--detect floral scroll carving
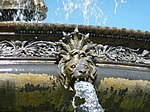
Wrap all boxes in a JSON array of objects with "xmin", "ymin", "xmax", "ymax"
[
  {"xmin": 0, "ymin": 41, "xmax": 57, "ymax": 58},
  {"xmin": 94, "ymin": 45, "xmax": 150, "ymax": 64}
]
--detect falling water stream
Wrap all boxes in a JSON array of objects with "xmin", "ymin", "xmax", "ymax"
[
  {"xmin": 54, "ymin": 0, "xmax": 127, "ymax": 25},
  {"xmin": 0, "ymin": 0, "xmax": 127, "ymax": 24},
  {"xmin": 13, "ymin": 0, "xmax": 40, "ymax": 22},
  {"xmin": 0, "ymin": 0, "xmax": 42, "ymax": 22},
  {"xmin": 72, "ymin": 81, "xmax": 104, "ymax": 112}
]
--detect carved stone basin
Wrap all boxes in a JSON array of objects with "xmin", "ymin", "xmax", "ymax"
[
  {"xmin": 0, "ymin": 22, "xmax": 149, "ymax": 112},
  {"xmin": 0, "ymin": 0, "xmax": 48, "ymax": 21}
]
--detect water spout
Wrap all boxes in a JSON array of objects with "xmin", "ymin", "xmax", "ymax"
[{"xmin": 72, "ymin": 81, "xmax": 104, "ymax": 112}]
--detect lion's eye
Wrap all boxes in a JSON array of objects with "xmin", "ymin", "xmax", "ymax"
[
  {"xmin": 80, "ymin": 53, "xmax": 86, "ymax": 58},
  {"xmin": 84, "ymin": 65, "xmax": 88, "ymax": 69},
  {"xmin": 71, "ymin": 64, "xmax": 76, "ymax": 68}
]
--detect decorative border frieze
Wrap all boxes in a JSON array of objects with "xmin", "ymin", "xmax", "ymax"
[
  {"xmin": 0, "ymin": 39, "xmax": 149, "ymax": 64},
  {"xmin": 0, "ymin": 40, "xmax": 57, "ymax": 58},
  {"xmin": 93, "ymin": 45, "xmax": 150, "ymax": 64}
]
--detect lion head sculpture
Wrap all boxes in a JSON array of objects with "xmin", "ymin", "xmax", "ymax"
[{"xmin": 58, "ymin": 27, "xmax": 97, "ymax": 91}]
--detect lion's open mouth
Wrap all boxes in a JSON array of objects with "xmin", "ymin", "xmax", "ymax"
[
  {"xmin": 70, "ymin": 76, "xmax": 92, "ymax": 89},
  {"xmin": 73, "ymin": 77, "xmax": 89, "ymax": 82}
]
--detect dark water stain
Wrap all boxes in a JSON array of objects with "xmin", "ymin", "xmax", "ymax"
[{"xmin": 20, "ymin": 83, "xmax": 49, "ymax": 92}]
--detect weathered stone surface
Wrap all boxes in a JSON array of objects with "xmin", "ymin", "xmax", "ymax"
[
  {"xmin": 0, "ymin": 22, "xmax": 149, "ymax": 49},
  {"xmin": 97, "ymin": 78, "xmax": 150, "ymax": 112},
  {"xmin": 0, "ymin": 73, "xmax": 74, "ymax": 111},
  {"xmin": 0, "ymin": 73, "xmax": 150, "ymax": 112}
]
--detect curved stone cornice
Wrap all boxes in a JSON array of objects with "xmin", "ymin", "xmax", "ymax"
[
  {"xmin": 12, "ymin": 23, "xmax": 150, "ymax": 39},
  {"xmin": 0, "ymin": 23, "xmax": 150, "ymax": 39}
]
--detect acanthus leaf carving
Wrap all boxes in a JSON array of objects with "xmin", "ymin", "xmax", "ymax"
[
  {"xmin": 93, "ymin": 44, "xmax": 150, "ymax": 64},
  {"xmin": 0, "ymin": 40, "xmax": 58, "ymax": 58}
]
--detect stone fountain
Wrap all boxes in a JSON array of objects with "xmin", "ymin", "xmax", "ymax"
[
  {"xmin": 0, "ymin": 0, "xmax": 47, "ymax": 21},
  {"xmin": 0, "ymin": 0, "xmax": 150, "ymax": 112}
]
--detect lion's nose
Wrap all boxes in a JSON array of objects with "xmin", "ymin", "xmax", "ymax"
[{"xmin": 79, "ymin": 70, "xmax": 86, "ymax": 74}]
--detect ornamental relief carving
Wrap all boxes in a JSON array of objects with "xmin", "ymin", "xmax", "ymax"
[
  {"xmin": 93, "ymin": 45, "xmax": 150, "ymax": 64},
  {"xmin": 58, "ymin": 27, "xmax": 97, "ymax": 90},
  {"xmin": 0, "ymin": 40, "xmax": 57, "ymax": 58},
  {"xmin": 0, "ymin": 28, "xmax": 149, "ymax": 64}
]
